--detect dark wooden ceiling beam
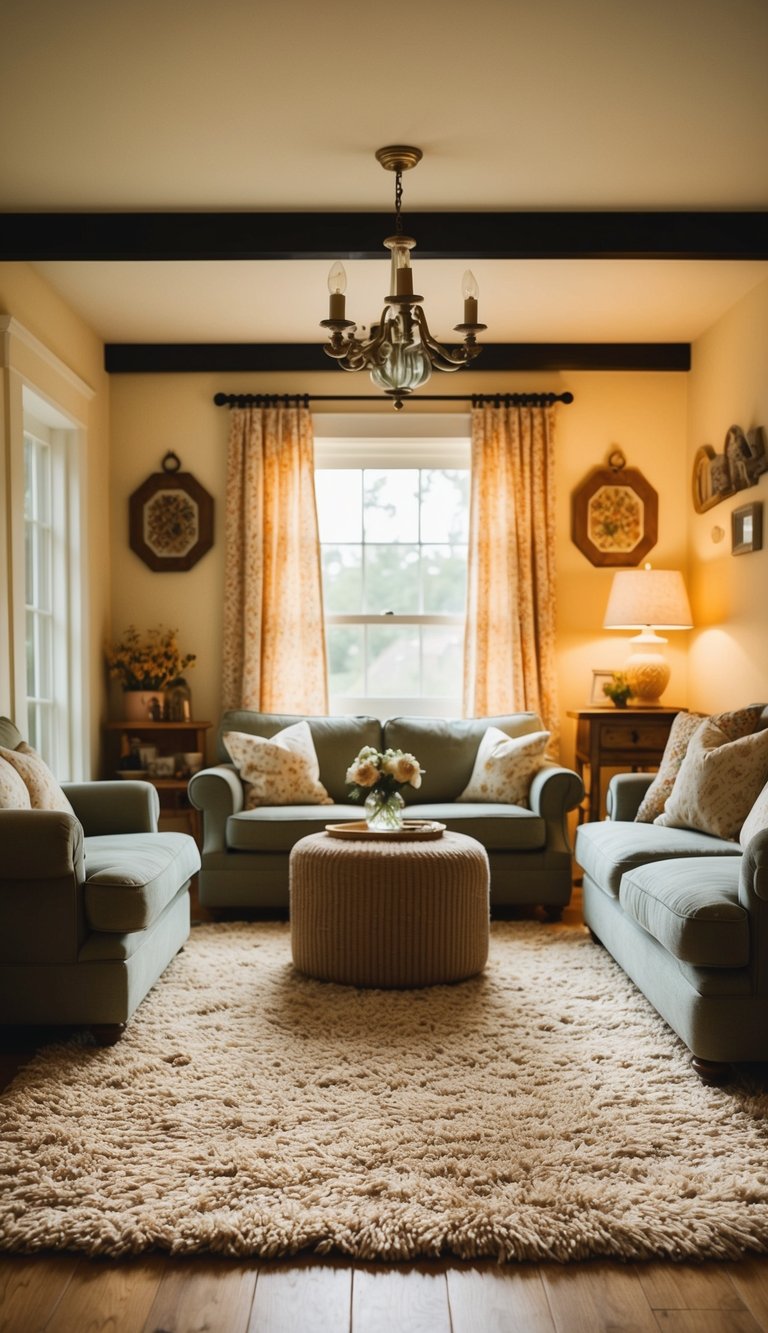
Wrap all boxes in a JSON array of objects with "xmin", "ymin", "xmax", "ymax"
[
  {"xmin": 104, "ymin": 342, "xmax": 691, "ymax": 374},
  {"xmin": 2, "ymin": 211, "xmax": 767, "ymax": 260}
]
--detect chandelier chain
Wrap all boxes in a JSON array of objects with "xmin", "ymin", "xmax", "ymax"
[{"xmin": 394, "ymin": 169, "xmax": 403, "ymax": 234}]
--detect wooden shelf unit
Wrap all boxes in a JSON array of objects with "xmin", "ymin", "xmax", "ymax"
[{"xmin": 102, "ymin": 720, "xmax": 212, "ymax": 842}]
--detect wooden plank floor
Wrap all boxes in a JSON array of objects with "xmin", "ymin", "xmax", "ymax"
[{"xmin": 2, "ymin": 885, "xmax": 768, "ymax": 1333}]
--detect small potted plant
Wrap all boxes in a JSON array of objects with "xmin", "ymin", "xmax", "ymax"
[{"xmin": 603, "ymin": 671, "xmax": 632, "ymax": 708}]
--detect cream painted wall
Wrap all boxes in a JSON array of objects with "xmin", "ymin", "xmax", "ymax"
[
  {"xmin": 109, "ymin": 367, "xmax": 691, "ymax": 769},
  {"xmin": 0, "ymin": 263, "xmax": 111, "ymax": 775},
  {"xmin": 686, "ymin": 275, "xmax": 768, "ymax": 714}
]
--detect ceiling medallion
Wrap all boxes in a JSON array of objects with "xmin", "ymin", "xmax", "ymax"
[{"xmin": 320, "ymin": 146, "xmax": 486, "ymax": 409}]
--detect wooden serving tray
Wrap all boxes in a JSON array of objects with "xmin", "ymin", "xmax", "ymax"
[{"xmin": 325, "ymin": 820, "xmax": 446, "ymax": 842}]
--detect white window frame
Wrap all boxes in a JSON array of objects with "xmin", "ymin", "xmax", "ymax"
[{"xmin": 313, "ymin": 414, "xmax": 471, "ymax": 719}]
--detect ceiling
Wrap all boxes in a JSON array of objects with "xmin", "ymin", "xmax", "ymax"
[{"xmin": 2, "ymin": 0, "xmax": 768, "ymax": 351}]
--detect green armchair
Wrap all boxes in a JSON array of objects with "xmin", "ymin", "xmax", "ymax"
[{"xmin": 0, "ymin": 720, "xmax": 199, "ymax": 1043}]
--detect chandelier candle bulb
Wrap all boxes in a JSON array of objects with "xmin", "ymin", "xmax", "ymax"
[
  {"xmin": 462, "ymin": 271, "xmax": 479, "ymax": 325},
  {"xmin": 327, "ymin": 262, "xmax": 347, "ymax": 321}
]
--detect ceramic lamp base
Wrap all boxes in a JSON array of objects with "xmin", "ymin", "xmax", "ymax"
[{"xmin": 624, "ymin": 651, "xmax": 670, "ymax": 705}]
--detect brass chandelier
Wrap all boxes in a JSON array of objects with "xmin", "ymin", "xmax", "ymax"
[{"xmin": 320, "ymin": 146, "xmax": 486, "ymax": 409}]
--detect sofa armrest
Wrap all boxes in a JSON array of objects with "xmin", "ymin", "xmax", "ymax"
[
  {"xmin": 63, "ymin": 780, "xmax": 159, "ymax": 835},
  {"xmin": 605, "ymin": 773, "xmax": 655, "ymax": 822},
  {"xmin": 188, "ymin": 764, "xmax": 243, "ymax": 853},
  {"xmin": 0, "ymin": 809, "xmax": 85, "ymax": 879},
  {"xmin": 0, "ymin": 810, "xmax": 86, "ymax": 964},
  {"xmin": 529, "ymin": 763, "xmax": 583, "ymax": 819},
  {"xmin": 741, "ymin": 827, "xmax": 768, "ymax": 905}
]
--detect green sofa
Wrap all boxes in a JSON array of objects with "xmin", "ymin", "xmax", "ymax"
[
  {"xmin": 575, "ymin": 704, "xmax": 768, "ymax": 1081},
  {"xmin": 188, "ymin": 710, "xmax": 583, "ymax": 913},
  {"xmin": 0, "ymin": 721, "xmax": 200, "ymax": 1042}
]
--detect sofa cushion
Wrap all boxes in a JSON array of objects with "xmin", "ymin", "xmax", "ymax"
[
  {"xmin": 575, "ymin": 819, "xmax": 741, "ymax": 898},
  {"xmin": 636, "ymin": 705, "xmax": 764, "ymax": 823},
  {"xmin": 655, "ymin": 719, "xmax": 768, "ymax": 840},
  {"xmin": 619, "ymin": 857, "xmax": 748, "ymax": 968},
  {"xmin": 227, "ymin": 801, "xmax": 547, "ymax": 853},
  {"xmin": 415, "ymin": 803, "xmax": 546, "ymax": 850},
  {"xmin": 223, "ymin": 722, "xmax": 333, "ymax": 808},
  {"xmin": 383, "ymin": 714, "xmax": 546, "ymax": 805},
  {"xmin": 227, "ymin": 804, "xmax": 362, "ymax": 852},
  {"xmin": 83, "ymin": 832, "xmax": 200, "ymax": 933},
  {"xmin": 741, "ymin": 779, "xmax": 768, "ymax": 850},
  {"xmin": 457, "ymin": 727, "xmax": 550, "ymax": 806},
  {"xmin": 0, "ymin": 742, "xmax": 75, "ymax": 816},
  {"xmin": 217, "ymin": 711, "xmax": 382, "ymax": 803}
]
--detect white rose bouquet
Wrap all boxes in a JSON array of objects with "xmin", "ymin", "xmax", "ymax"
[{"xmin": 345, "ymin": 746, "xmax": 424, "ymax": 802}]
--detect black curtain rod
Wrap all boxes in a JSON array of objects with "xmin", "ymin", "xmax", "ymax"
[{"xmin": 213, "ymin": 391, "xmax": 575, "ymax": 408}]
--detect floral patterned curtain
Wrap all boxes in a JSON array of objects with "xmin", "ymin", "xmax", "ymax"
[
  {"xmin": 221, "ymin": 403, "xmax": 328, "ymax": 714},
  {"xmin": 462, "ymin": 402, "xmax": 559, "ymax": 751}
]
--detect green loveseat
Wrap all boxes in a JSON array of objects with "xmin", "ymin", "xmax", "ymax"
[
  {"xmin": 575, "ymin": 704, "xmax": 768, "ymax": 1081},
  {"xmin": 188, "ymin": 710, "xmax": 583, "ymax": 913},
  {"xmin": 0, "ymin": 719, "xmax": 200, "ymax": 1042}
]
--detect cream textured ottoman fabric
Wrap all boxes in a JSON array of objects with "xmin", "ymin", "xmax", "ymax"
[{"xmin": 289, "ymin": 830, "xmax": 490, "ymax": 987}]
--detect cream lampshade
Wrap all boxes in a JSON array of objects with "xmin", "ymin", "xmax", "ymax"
[{"xmin": 603, "ymin": 564, "xmax": 693, "ymax": 704}]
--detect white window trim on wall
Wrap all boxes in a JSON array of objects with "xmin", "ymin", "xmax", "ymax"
[
  {"xmin": 313, "ymin": 413, "xmax": 471, "ymax": 719},
  {"xmin": 0, "ymin": 317, "xmax": 92, "ymax": 778}
]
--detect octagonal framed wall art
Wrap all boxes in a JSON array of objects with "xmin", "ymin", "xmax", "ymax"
[
  {"xmin": 571, "ymin": 450, "xmax": 658, "ymax": 567},
  {"xmin": 129, "ymin": 451, "xmax": 214, "ymax": 572}
]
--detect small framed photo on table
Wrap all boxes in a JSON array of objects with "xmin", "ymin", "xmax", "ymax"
[{"xmin": 590, "ymin": 670, "xmax": 615, "ymax": 705}]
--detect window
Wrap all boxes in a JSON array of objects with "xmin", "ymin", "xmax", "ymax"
[
  {"xmin": 314, "ymin": 417, "xmax": 470, "ymax": 718},
  {"xmin": 22, "ymin": 392, "xmax": 83, "ymax": 779}
]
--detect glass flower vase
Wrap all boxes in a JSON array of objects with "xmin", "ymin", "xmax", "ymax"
[{"xmin": 364, "ymin": 788, "xmax": 405, "ymax": 831}]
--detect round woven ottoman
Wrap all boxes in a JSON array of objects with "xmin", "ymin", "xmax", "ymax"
[{"xmin": 289, "ymin": 830, "xmax": 490, "ymax": 987}]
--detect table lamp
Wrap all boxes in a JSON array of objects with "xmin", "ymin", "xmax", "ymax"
[{"xmin": 603, "ymin": 564, "xmax": 693, "ymax": 704}]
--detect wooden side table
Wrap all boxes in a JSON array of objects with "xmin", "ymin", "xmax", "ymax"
[{"xmin": 567, "ymin": 707, "xmax": 683, "ymax": 823}]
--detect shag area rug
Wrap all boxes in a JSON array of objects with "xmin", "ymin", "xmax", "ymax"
[{"xmin": 2, "ymin": 920, "xmax": 768, "ymax": 1263}]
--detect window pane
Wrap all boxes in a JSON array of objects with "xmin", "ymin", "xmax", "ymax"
[
  {"xmin": 24, "ymin": 437, "xmax": 33, "ymax": 518},
  {"xmin": 327, "ymin": 624, "xmax": 364, "ymax": 696},
  {"xmin": 421, "ymin": 625, "xmax": 464, "ymax": 697},
  {"xmin": 364, "ymin": 470, "xmax": 419, "ymax": 543},
  {"xmin": 367, "ymin": 624, "xmax": 420, "ymax": 696},
  {"xmin": 315, "ymin": 470, "xmax": 362, "ymax": 542},
  {"xmin": 26, "ymin": 610, "xmax": 36, "ymax": 694},
  {"xmin": 35, "ymin": 446, "xmax": 51, "ymax": 524},
  {"xmin": 364, "ymin": 544, "xmax": 420, "ymax": 614},
  {"xmin": 322, "ymin": 545, "xmax": 363, "ymax": 613},
  {"xmin": 38, "ymin": 527, "xmax": 52, "ymax": 612},
  {"xmin": 421, "ymin": 544, "xmax": 468, "ymax": 613},
  {"xmin": 420, "ymin": 470, "xmax": 470, "ymax": 542}
]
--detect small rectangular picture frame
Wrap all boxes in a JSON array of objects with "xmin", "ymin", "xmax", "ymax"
[
  {"xmin": 731, "ymin": 501, "xmax": 763, "ymax": 555},
  {"xmin": 590, "ymin": 669, "xmax": 615, "ymax": 705}
]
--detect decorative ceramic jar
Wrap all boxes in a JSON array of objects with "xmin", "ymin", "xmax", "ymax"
[{"xmin": 122, "ymin": 690, "xmax": 163, "ymax": 721}]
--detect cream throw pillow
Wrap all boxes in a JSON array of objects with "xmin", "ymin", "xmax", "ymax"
[
  {"xmin": 457, "ymin": 726, "xmax": 551, "ymax": 807},
  {"xmin": 635, "ymin": 705, "xmax": 764, "ymax": 823},
  {"xmin": 654, "ymin": 719, "xmax": 768, "ymax": 841},
  {"xmin": 0, "ymin": 755, "xmax": 32, "ymax": 809},
  {"xmin": 0, "ymin": 742, "xmax": 75, "ymax": 815},
  {"xmin": 741, "ymin": 779, "xmax": 768, "ymax": 850},
  {"xmin": 223, "ymin": 721, "xmax": 333, "ymax": 809}
]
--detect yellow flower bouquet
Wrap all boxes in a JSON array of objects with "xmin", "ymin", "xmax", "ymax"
[{"xmin": 105, "ymin": 625, "xmax": 196, "ymax": 691}]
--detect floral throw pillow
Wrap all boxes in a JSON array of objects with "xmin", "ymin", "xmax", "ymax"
[
  {"xmin": 654, "ymin": 719, "xmax": 768, "ymax": 841},
  {"xmin": 0, "ymin": 742, "xmax": 75, "ymax": 815},
  {"xmin": 741, "ymin": 779, "xmax": 768, "ymax": 851},
  {"xmin": 457, "ymin": 726, "xmax": 551, "ymax": 807},
  {"xmin": 635, "ymin": 705, "xmax": 764, "ymax": 823},
  {"xmin": 0, "ymin": 755, "xmax": 32, "ymax": 809},
  {"xmin": 223, "ymin": 721, "xmax": 333, "ymax": 809}
]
